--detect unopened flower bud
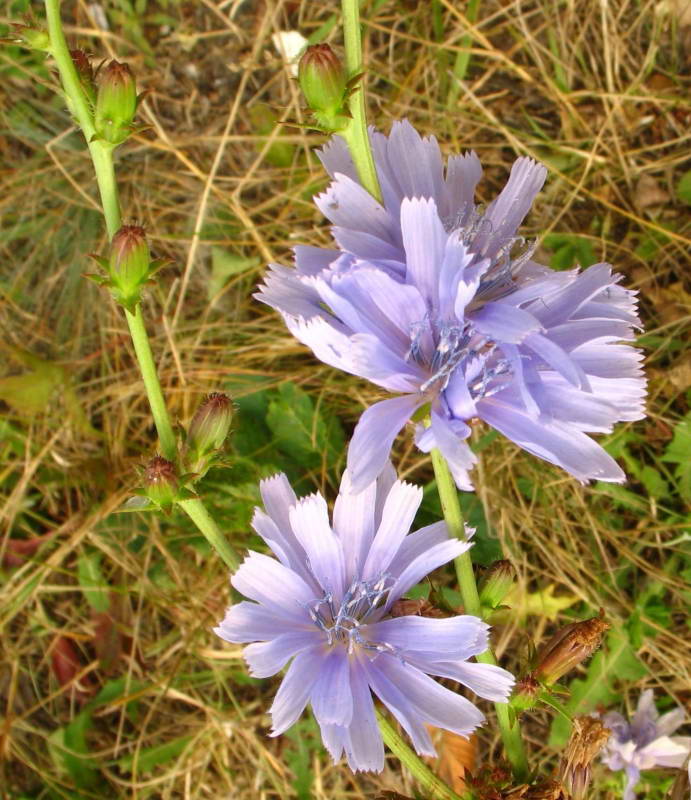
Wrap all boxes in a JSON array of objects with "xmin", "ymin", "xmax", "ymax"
[
  {"xmin": 511, "ymin": 673, "xmax": 541, "ymax": 712},
  {"xmin": 298, "ymin": 44, "xmax": 350, "ymax": 132},
  {"xmin": 95, "ymin": 60, "xmax": 137, "ymax": 145},
  {"xmin": 557, "ymin": 716, "xmax": 610, "ymax": 800},
  {"xmin": 109, "ymin": 225, "xmax": 150, "ymax": 305},
  {"xmin": 71, "ymin": 49, "xmax": 96, "ymax": 104},
  {"xmin": 534, "ymin": 616, "xmax": 609, "ymax": 686},
  {"xmin": 479, "ymin": 560, "xmax": 515, "ymax": 610},
  {"xmin": 187, "ymin": 393, "xmax": 233, "ymax": 455},
  {"xmin": 8, "ymin": 24, "xmax": 50, "ymax": 51},
  {"xmin": 144, "ymin": 456, "xmax": 178, "ymax": 512}
]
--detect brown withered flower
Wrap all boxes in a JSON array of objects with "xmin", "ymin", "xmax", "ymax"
[
  {"xmin": 534, "ymin": 615, "xmax": 609, "ymax": 685},
  {"xmin": 558, "ymin": 715, "xmax": 611, "ymax": 800}
]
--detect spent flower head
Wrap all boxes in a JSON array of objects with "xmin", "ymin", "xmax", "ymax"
[
  {"xmin": 533, "ymin": 615, "xmax": 609, "ymax": 686},
  {"xmin": 214, "ymin": 465, "xmax": 515, "ymax": 772},
  {"xmin": 601, "ymin": 690, "xmax": 691, "ymax": 800},
  {"xmin": 257, "ymin": 120, "xmax": 646, "ymax": 493}
]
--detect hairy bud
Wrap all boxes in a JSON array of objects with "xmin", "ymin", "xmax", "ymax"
[
  {"xmin": 298, "ymin": 44, "xmax": 350, "ymax": 132},
  {"xmin": 95, "ymin": 60, "xmax": 137, "ymax": 145},
  {"xmin": 511, "ymin": 674, "xmax": 541, "ymax": 713},
  {"xmin": 6, "ymin": 23, "xmax": 50, "ymax": 51},
  {"xmin": 187, "ymin": 393, "xmax": 233, "ymax": 454},
  {"xmin": 108, "ymin": 225, "xmax": 150, "ymax": 307},
  {"xmin": 534, "ymin": 615, "xmax": 609, "ymax": 686},
  {"xmin": 479, "ymin": 560, "xmax": 515, "ymax": 610},
  {"xmin": 144, "ymin": 456, "xmax": 178, "ymax": 513}
]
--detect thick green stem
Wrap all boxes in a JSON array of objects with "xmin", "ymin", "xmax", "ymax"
[
  {"xmin": 376, "ymin": 709, "xmax": 470, "ymax": 800},
  {"xmin": 45, "ymin": 0, "xmax": 240, "ymax": 572},
  {"xmin": 431, "ymin": 450, "xmax": 529, "ymax": 780},
  {"xmin": 340, "ymin": 0, "xmax": 382, "ymax": 203},
  {"xmin": 124, "ymin": 306, "xmax": 178, "ymax": 462},
  {"xmin": 178, "ymin": 498, "xmax": 239, "ymax": 572}
]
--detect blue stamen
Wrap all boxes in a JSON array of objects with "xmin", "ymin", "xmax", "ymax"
[{"xmin": 306, "ymin": 576, "xmax": 395, "ymax": 654}]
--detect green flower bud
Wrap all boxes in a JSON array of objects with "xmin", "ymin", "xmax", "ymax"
[
  {"xmin": 298, "ymin": 44, "xmax": 350, "ymax": 132},
  {"xmin": 187, "ymin": 393, "xmax": 233, "ymax": 455},
  {"xmin": 534, "ymin": 616, "xmax": 609, "ymax": 686},
  {"xmin": 95, "ymin": 60, "xmax": 137, "ymax": 145},
  {"xmin": 108, "ymin": 225, "xmax": 150, "ymax": 307},
  {"xmin": 511, "ymin": 674, "xmax": 541, "ymax": 712},
  {"xmin": 478, "ymin": 559, "xmax": 515, "ymax": 610},
  {"xmin": 144, "ymin": 456, "xmax": 178, "ymax": 513},
  {"xmin": 9, "ymin": 24, "xmax": 50, "ymax": 52}
]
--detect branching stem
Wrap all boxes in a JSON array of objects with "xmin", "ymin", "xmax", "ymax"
[{"xmin": 44, "ymin": 0, "xmax": 239, "ymax": 571}]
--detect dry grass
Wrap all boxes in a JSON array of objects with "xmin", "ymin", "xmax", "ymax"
[{"xmin": 1, "ymin": 0, "xmax": 690, "ymax": 797}]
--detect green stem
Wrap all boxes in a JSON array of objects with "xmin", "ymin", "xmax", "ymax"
[
  {"xmin": 431, "ymin": 450, "xmax": 529, "ymax": 781},
  {"xmin": 178, "ymin": 498, "xmax": 239, "ymax": 572},
  {"xmin": 45, "ymin": 0, "xmax": 240, "ymax": 572},
  {"xmin": 44, "ymin": 0, "xmax": 121, "ymax": 235},
  {"xmin": 376, "ymin": 709, "xmax": 470, "ymax": 800},
  {"xmin": 340, "ymin": 0, "xmax": 382, "ymax": 203},
  {"xmin": 124, "ymin": 306, "xmax": 178, "ymax": 462}
]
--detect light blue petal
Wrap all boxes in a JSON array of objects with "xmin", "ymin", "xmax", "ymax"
[
  {"xmin": 289, "ymin": 493, "xmax": 345, "ymax": 598},
  {"xmin": 347, "ymin": 395, "xmax": 423, "ymax": 493},
  {"xmin": 270, "ymin": 646, "xmax": 325, "ymax": 736},
  {"xmin": 311, "ymin": 649, "xmax": 353, "ymax": 727},
  {"xmin": 244, "ymin": 631, "xmax": 321, "ymax": 678},
  {"xmin": 361, "ymin": 480, "xmax": 422, "ymax": 581}
]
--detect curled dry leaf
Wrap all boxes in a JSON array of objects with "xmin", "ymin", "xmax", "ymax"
[
  {"xmin": 50, "ymin": 636, "xmax": 94, "ymax": 703},
  {"xmin": 437, "ymin": 730, "xmax": 477, "ymax": 793}
]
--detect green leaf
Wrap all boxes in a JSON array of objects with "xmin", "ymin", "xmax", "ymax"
[
  {"xmin": 638, "ymin": 465, "xmax": 670, "ymax": 500},
  {"xmin": 661, "ymin": 414, "xmax": 691, "ymax": 502},
  {"xmin": 48, "ymin": 712, "xmax": 98, "ymax": 789},
  {"xmin": 548, "ymin": 625, "xmax": 647, "ymax": 747},
  {"xmin": 77, "ymin": 552, "xmax": 110, "ymax": 613},
  {"xmin": 676, "ymin": 168, "xmax": 691, "ymax": 205},
  {"xmin": 118, "ymin": 735, "xmax": 193, "ymax": 773},
  {"xmin": 266, "ymin": 382, "xmax": 345, "ymax": 470},
  {"xmin": 543, "ymin": 234, "xmax": 597, "ymax": 271}
]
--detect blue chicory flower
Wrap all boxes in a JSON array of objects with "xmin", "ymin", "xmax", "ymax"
[
  {"xmin": 256, "ymin": 120, "xmax": 646, "ymax": 492},
  {"xmin": 601, "ymin": 690, "xmax": 691, "ymax": 800},
  {"xmin": 214, "ymin": 465, "xmax": 514, "ymax": 772}
]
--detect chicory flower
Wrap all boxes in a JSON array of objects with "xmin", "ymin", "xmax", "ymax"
[
  {"xmin": 214, "ymin": 466, "xmax": 514, "ymax": 772},
  {"xmin": 257, "ymin": 121, "xmax": 645, "ymax": 492},
  {"xmin": 601, "ymin": 690, "xmax": 691, "ymax": 800}
]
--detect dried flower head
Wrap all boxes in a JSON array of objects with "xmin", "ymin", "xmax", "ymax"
[
  {"xmin": 558, "ymin": 715, "xmax": 611, "ymax": 799},
  {"xmin": 214, "ymin": 465, "xmax": 514, "ymax": 772},
  {"xmin": 534, "ymin": 615, "xmax": 609, "ymax": 685}
]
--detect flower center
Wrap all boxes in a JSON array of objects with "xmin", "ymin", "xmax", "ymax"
[
  {"xmin": 306, "ymin": 575, "xmax": 395, "ymax": 654},
  {"xmin": 407, "ymin": 316, "xmax": 512, "ymax": 398}
]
